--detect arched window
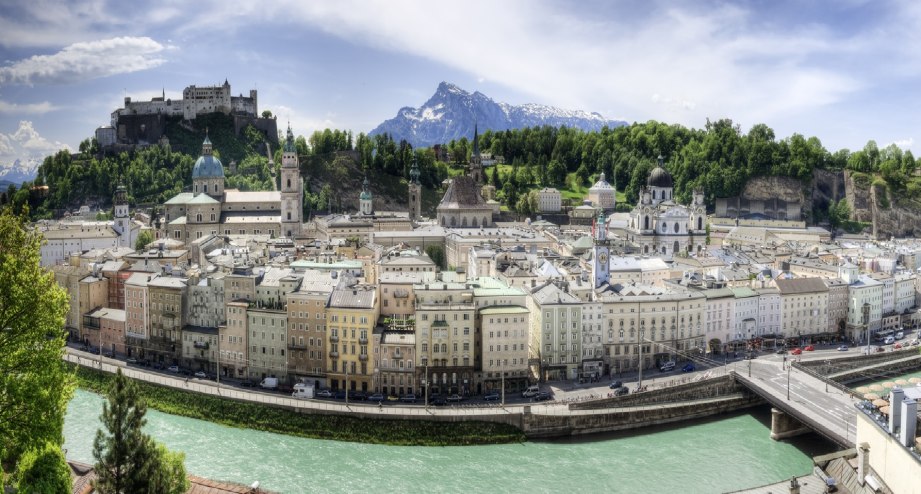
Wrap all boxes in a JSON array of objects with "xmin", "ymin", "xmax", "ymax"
[
  {"xmin": 674, "ymin": 223, "xmax": 679, "ymax": 233},
  {"xmin": 450, "ymin": 217, "xmax": 456, "ymax": 227},
  {"xmin": 472, "ymin": 217, "xmax": 478, "ymax": 228},
  {"xmin": 287, "ymin": 178, "xmax": 291, "ymax": 188},
  {"xmin": 196, "ymin": 213, "xmax": 202, "ymax": 222},
  {"xmin": 673, "ymin": 241, "xmax": 680, "ymax": 253},
  {"xmin": 462, "ymin": 217, "xmax": 467, "ymax": 227},
  {"xmin": 644, "ymin": 216, "xmax": 649, "ymax": 230},
  {"xmin": 697, "ymin": 217, "xmax": 703, "ymax": 230},
  {"xmin": 652, "ymin": 190, "xmax": 657, "ymax": 200}
]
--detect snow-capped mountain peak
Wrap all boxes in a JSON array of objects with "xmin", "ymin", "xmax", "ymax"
[{"xmin": 370, "ymin": 82, "xmax": 626, "ymax": 147}]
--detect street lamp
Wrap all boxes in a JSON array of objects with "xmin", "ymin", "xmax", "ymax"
[{"xmin": 422, "ymin": 357, "xmax": 428, "ymax": 410}]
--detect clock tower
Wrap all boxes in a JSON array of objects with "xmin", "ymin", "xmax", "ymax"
[{"xmin": 592, "ymin": 210, "xmax": 610, "ymax": 288}]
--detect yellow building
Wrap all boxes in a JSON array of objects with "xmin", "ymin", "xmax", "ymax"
[{"xmin": 326, "ymin": 283, "xmax": 379, "ymax": 392}]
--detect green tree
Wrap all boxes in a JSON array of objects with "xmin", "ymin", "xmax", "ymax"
[
  {"xmin": 93, "ymin": 369, "xmax": 188, "ymax": 494},
  {"xmin": 261, "ymin": 110, "xmax": 273, "ymax": 119},
  {"xmin": 425, "ymin": 245, "xmax": 446, "ymax": 270},
  {"xmin": 0, "ymin": 209, "xmax": 72, "ymax": 466},
  {"xmin": 135, "ymin": 230, "xmax": 153, "ymax": 251},
  {"xmin": 13, "ymin": 441, "xmax": 71, "ymax": 494}
]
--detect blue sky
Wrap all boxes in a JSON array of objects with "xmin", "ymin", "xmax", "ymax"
[{"xmin": 1, "ymin": 0, "xmax": 920, "ymax": 173}]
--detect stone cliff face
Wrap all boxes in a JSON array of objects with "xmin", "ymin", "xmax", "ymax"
[
  {"xmin": 843, "ymin": 171, "xmax": 873, "ymax": 224},
  {"xmin": 812, "ymin": 169, "xmax": 845, "ymax": 219},
  {"xmin": 870, "ymin": 187, "xmax": 921, "ymax": 238},
  {"xmin": 741, "ymin": 176, "xmax": 805, "ymax": 203}
]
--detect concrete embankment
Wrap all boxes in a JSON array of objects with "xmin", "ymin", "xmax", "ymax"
[
  {"xmin": 802, "ymin": 349, "xmax": 921, "ymax": 383},
  {"xmin": 66, "ymin": 351, "xmax": 765, "ymax": 440}
]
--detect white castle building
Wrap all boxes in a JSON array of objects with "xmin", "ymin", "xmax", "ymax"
[
  {"xmin": 111, "ymin": 80, "xmax": 258, "ymax": 124},
  {"xmin": 625, "ymin": 156, "xmax": 707, "ymax": 256}
]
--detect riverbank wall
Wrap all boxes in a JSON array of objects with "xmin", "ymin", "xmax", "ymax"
[
  {"xmin": 799, "ymin": 349, "xmax": 921, "ymax": 384},
  {"xmin": 66, "ymin": 351, "xmax": 766, "ymax": 443}
]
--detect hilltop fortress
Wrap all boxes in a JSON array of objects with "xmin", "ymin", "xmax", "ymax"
[{"xmin": 97, "ymin": 80, "xmax": 276, "ymax": 151}]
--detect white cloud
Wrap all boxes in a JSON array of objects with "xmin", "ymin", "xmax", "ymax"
[
  {"xmin": 0, "ymin": 121, "xmax": 69, "ymax": 180},
  {"xmin": 274, "ymin": 104, "xmax": 337, "ymax": 139},
  {"xmin": 0, "ymin": 99, "xmax": 57, "ymax": 114},
  {"xmin": 0, "ymin": 37, "xmax": 167, "ymax": 85},
  {"xmin": 889, "ymin": 137, "xmax": 914, "ymax": 150}
]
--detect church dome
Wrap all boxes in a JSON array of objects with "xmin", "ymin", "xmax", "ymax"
[
  {"xmin": 192, "ymin": 136, "xmax": 224, "ymax": 179},
  {"xmin": 647, "ymin": 164, "xmax": 673, "ymax": 188}
]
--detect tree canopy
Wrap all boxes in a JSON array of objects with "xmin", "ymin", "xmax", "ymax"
[{"xmin": 0, "ymin": 208, "xmax": 73, "ymax": 467}]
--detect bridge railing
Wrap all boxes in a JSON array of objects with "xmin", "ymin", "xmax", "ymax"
[
  {"xmin": 791, "ymin": 360, "xmax": 856, "ymax": 398},
  {"xmin": 731, "ymin": 371, "xmax": 851, "ymax": 448}
]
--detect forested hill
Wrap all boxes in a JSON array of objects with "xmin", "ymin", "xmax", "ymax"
[{"xmin": 2, "ymin": 116, "xmax": 918, "ymax": 224}]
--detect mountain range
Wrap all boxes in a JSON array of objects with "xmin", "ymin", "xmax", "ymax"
[
  {"xmin": 0, "ymin": 158, "xmax": 41, "ymax": 186},
  {"xmin": 369, "ymin": 82, "xmax": 627, "ymax": 147}
]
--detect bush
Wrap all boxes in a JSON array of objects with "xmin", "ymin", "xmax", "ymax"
[{"xmin": 13, "ymin": 442, "xmax": 71, "ymax": 494}]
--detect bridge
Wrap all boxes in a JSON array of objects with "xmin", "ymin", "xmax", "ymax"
[{"xmin": 731, "ymin": 358, "xmax": 857, "ymax": 448}]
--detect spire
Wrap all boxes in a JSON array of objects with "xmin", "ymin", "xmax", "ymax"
[
  {"xmin": 657, "ymin": 155, "xmax": 664, "ymax": 167},
  {"xmin": 284, "ymin": 122, "xmax": 296, "ymax": 153},
  {"xmin": 202, "ymin": 129, "xmax": 212, "ymax": 155},
  {"xmin": 409, "ymin": 156, "xmax": 421, "ymax": 184},
  {"xmin": 363, "ymin": 174, "xmax": 370, "ymax": 192}
]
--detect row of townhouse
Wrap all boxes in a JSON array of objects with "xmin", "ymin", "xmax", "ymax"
[{"xmin": 53, "ymin": 250, "xmax": 921, "ymax": 397}]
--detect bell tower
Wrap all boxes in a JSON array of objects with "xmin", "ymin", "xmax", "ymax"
[
  {"xmin": 408, "ymin": 157, "xmax": 422, "ymax": 221},
  {"xmin": 114, "ymin": 182, "xmax": 132, "ymax": 248},
  {"xmin": 592, "ymin": 210, "xmax": 610, "ymax": 289},
  {"xmin": 468, "ymin": 123, "xmax": 483, "ymax": 185},
  {"xmin": 280, "ymin": 123, "xmax": 303, "ymax": 238}
]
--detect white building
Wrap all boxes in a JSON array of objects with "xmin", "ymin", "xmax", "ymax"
[
  {"xmin": 528, "ymin": 282, "xmax": 583, "ymax": 381},
  {"xmin": 587, "ymin": 173, "xmax": 616, "ymax": 211},
  {"xmin": 756, "ymin": 287, "xmax": 781, "ymax": 337},
  {"xmin": 537, "ymin": 188, "xmax": 562, "ymax": 213}
]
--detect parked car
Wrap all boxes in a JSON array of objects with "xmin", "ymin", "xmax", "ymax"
[
  {"xmin": 368, "ymin": 393, "xmax": 385, "ymax": 402},
  {"xmin": 193, "ymin": 371, "xmax": 208, "ymax": 379},
  {"xmin": 534, "ymin": 391, "xmax": 552, "ymax": 401},
  {"xmin": 681, "ymin": 363, "xmax": 696, "ymax": 373},
  {"xmin": 790, "ymin": 348, "xmax": 802, "ymax": 356},
  {"xmin": 446, "ymin": 394, "xmax": 464, "ymax": 402},
  {"xmin": 387, "ymin": 395, "xmax": 400, "ymax": 402},
  {"xmin": 613, "ymin": 386, "xmax": 629, "ymax": 396},
  {"xmin": 400, "ymin": 394, "xmax": 417, "ymax": 403},
  {"xmin": 884, "ymin": 336, "xmax": 895, "ymax": 345},
  {"xmin": 837, "ymin": 345, "xmax": 849, "ymax": 351},
  {"xmin": 126, "ymin": 357, "xmax": 138, "ymax": 364},
  {"xmin": 350, "ymin": 391, "xmax": 368, "ymax": 401},
  {"xmin": 152, "ymin": 362, "xmax": 164, "ymax": 370},
  {"xmin": 608, "ymin": 380, "xmax": 623, "ymax": 389},
  {"xmin": 431, "ymin": 397, "xmax": 447, "ymax": 406},
  {"xmin": 910, "ymin": 339, "xmax": 920, "ymax": 347},
  {"xmin": 315, "ymin": 389, "xmax": 333, "ymax": 398},
  {"xmin": 775, "ymin": 348, "xmax": 787, "ymax": 355},
  {"xmin": 659, "ymin": 361, "xmax": 675, "ymax": 372},
  {"xmin": 895, "ymin": 331, "xmax": 904, "ymax": 340},
  {"xmin": 167, "ymin": 365, "xmax": 179, "ymax": 372},
  {"xmin": 334, "ymin": 390, "xmax": 347, "ymax": 399},
  {"xmin": 804, "ymin": 345, "xmax": 815, "ymax": 351},
  {"xmin": 239, "ymin": 379, "xmax": 256, "ymax": 388},
  {"xmin": 522, "ymin": 385, "xmax": 540, "ymax": 398},
  {"xmin": 894, "ymin": 343, "xmax": 903, "ymax": 350},
  {"xmin": 483, "ymin": 391, "xmax": 500, "ymax": 401}
]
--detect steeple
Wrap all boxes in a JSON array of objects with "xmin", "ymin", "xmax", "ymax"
[
  {"xmin": 201, "ymin": 130, "xmax": 212, "ymax": 156},
  {"xmin": 468, "ymin": 123, "xmax": 483, "ymax": 184},
  {"xmin": 283, "ymin": 122, "xmax": 297, "ymax": 156},
  {"xmin": 410, "ymin": 156, "xmax": 421, "ymax": 184},
  {"xmin": 359, "ymin": 174, "xmax": 373, "ymax": 216}
]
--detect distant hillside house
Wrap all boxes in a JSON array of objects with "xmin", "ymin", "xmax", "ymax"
[{"xmin": 537, "ymin": 188, "xmax": 562, "ymax": 213}]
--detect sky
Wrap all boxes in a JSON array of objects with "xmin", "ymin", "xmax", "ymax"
[{"xmin": 2, "ymin": 0, "xmax": 921, "ymax": 175}]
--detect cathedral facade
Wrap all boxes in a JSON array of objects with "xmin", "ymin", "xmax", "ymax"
[
  {"xmin": 625, "ymin": 157, "xmax": 707, "ymax": 256},
  {"xmin": 162, "ymin": 126, "xmax": 303, "ymax": 243}
]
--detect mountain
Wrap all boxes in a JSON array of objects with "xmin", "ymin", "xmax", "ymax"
[
  {"xmin": 0, "ymin": 158, "xmax": 41, "ymax": 185},
  {"xmin": 369, "ymin": 82, "xmax": 627, "ymax": 147}
]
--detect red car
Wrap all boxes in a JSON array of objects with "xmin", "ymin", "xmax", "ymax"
[
  {"xmin": 894, "ymin": 343, "xmax": 903, "ymax": 349},
  {"xmin": 790, "ymin": 348, "xmax": 803, "ymax": 355},
  {"xmin": 804, "ymin": 345, "xmax": 815, "ymax": 351}
]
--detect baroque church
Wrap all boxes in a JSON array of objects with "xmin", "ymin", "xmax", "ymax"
[
  {"xmin": 162, "ymin": 126, "xmax": 303, "ymax": 242},
  {"xmin": 436, "ymin": 124, "xmax": 494, "ymax": 228},
  {"xmin": 625, "ymin": 156, "xmax": 707, "ymax": 256}
]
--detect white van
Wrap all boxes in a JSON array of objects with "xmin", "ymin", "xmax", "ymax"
[
  {"xmin": 260, "ymin": 377, "xmax": 278, "ymax": 389},
  {"xmin": 292, "ymin": 382, "xmax": 314, "ymax": 399},
  {"xmin": 895, "ymin": 331, "xmax": 904, "ymax": 340},
  {"xmin": 884, "ymin": 336, "xmax": 895, "ymax": 345},
  {"xmin": 522, "ymin": 385, "xmax": 540, "ymax": 398}
]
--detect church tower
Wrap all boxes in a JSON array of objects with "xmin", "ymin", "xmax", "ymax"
[
  {"xmin": 468, "ymin": 123, "xmax": 483, "ymax": 185},
  {"xmin": 408, "ymin": 157, "xmax": 422, "ymax": 221},
  {"xmin": 113, "ymin": 183, "xmax": 132, "ymax": 248},
  {"xmin": 280, "ymin": 124, "xmax": 303, "ymax": 238},
  {"xmin": 592, "ymin": 210, "xmax": 610, "ymax": 289},
  {"xmin": 359, "ymin": 175, "xmax": 374, "ymax": 216}
]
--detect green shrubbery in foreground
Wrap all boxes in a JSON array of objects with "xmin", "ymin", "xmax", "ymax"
[{"xmin": 72, "ymin": 365, "xmax": 524, "ymax": 446}]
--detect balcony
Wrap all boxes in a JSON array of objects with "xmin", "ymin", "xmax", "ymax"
[
  {"xmin": 289, "ymin": 342, "xmax": 307, "ymax": 350},
  {"xmin": 329, "ymin": 334, "xmax": 339, "ymax": 343},
  {"xmin": 392, "ymin": 351, "xmax": 403, "ymax": 359},
  {"xmin": 359, "ymin": 354, "xmax": 368, "ymax": 362},
  {"xmin": 359, "ymin": 337, "xmax": 368, "ymax": 345},
  {"xmin": 193, "ymin": 341, "xmax": 210, "ymax": 350},
  {"xmin": 329, "ymin": 351, "xmax": 339, "ymax": 358}
]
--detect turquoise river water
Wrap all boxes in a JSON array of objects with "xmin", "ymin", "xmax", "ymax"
[{"xmin": 62, "ymin": 388, "xmax": 841, "ymax": 494}]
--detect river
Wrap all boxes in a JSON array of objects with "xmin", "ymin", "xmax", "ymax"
[{"xmin": 63, "ymin": 388, "xmax": 840, "ymax": 494}]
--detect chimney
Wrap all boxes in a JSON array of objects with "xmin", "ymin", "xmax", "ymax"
[
  {"xmin": 856, "ymin": 443, "xmax": 870, "ymax": 486},
  {"xmin": 889, "ymin": 387, "xmax": 904, "ymax": 434},
  {"xmin": 899, "ymin": 398, "xmax": 917, "ymax": 447}
]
